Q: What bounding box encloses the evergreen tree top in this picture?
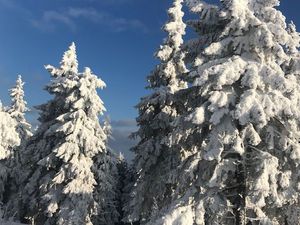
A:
[147,0,187,92]
[8,75,28,120]
[157,0,186,59]
[118,152,125,162]
[45,42,79,77]
[155,0,186,62]
[61,42,78,74]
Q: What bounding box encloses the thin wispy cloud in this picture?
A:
[104,0,132,3]
[0,0,146,33]
[85,0,134,4]
[31,7,147,33]
[32,11,76,32]
[75,0,134,4]
[111,119,136,128]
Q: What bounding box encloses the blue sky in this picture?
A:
[0,0,298,160]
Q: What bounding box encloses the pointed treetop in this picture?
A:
[165,0,186,49]
[148,0,187,92]
[156,0,186,62]
[118,152,125,162]
[45,42,79,77]
[60,42,78,74]
[16,75,23,86]
[9,75,28,118]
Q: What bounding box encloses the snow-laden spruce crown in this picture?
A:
[60,42,78,74]
[45,42,79,77]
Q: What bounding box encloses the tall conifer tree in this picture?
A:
[150,0,300,224]
[125,0,187,223]
[8,75,32,141]
[20,43,115,225]
[4,75,32,219]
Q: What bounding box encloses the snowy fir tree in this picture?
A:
[4,75,32,220]
[124,0,188,223]
[0,102,20,204]
[18,43,116,225]
[8,75,32,141]
[144,0,300,225]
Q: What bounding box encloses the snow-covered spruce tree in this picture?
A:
[8,75,32,141]
[124,0,187,223]
[0,102,20,203]
[147,0,300,225]
[92,117,119,225]
[19,43,112,225]
[4,75,32,220]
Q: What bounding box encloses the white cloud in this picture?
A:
[0,0,146,33]
[74,0,133,4]
[31,11,76,32]
[31,7,147,33]
[111,119,136,128]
